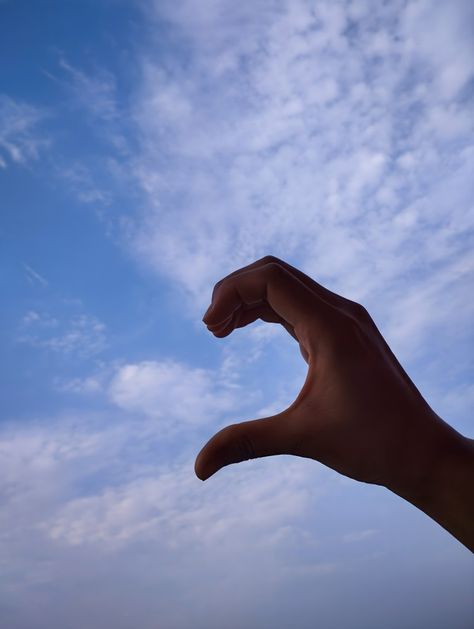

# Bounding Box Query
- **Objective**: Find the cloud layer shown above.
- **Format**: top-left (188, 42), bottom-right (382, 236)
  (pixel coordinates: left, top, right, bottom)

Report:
top-left (126, 0), bottom-right (474, 365)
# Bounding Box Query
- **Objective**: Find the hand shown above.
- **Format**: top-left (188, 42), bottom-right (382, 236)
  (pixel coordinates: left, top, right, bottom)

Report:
top-left (194, 256), bottom-right (474, 550)
top-left (195, 255), bottom-right (439, 485)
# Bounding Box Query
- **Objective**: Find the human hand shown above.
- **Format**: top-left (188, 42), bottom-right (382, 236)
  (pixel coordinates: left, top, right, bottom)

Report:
top-left (194, 256), bottom-right (474, 550)
top-left (195, 255), bottom-right (435, 484)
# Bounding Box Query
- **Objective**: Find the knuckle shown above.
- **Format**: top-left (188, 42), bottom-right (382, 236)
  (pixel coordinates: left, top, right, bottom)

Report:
top-left (212, 278), bottom-right (224, 300)
top-left (259, 254), bottom-right (281, 266)
top-left (345, 299), bottom-right (369, 320)
top-left (330, 306), bottom-right (371, 357)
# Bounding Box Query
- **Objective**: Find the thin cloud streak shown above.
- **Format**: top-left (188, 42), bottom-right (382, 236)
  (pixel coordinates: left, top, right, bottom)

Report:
top-left (23, 263), bottom-right (49, 287)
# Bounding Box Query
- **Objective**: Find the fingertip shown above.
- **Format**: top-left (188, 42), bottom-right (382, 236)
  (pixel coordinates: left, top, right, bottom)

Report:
top-left (212, 327), bottom-right (232, 338)
top-left (202, 304), bottom-right (214, 323)
top-left (195, 467), bottom-right (213, 481)
top-left (194, 454), bottom-right (211, 481)
top-left (196, 459), bottom-right (218, 481)
top-left (194, 459), bottom-right (204, 480)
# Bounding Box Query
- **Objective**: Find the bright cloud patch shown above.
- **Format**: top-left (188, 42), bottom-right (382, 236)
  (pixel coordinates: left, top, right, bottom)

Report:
top-left (108, 359), bottom-right (240, 426)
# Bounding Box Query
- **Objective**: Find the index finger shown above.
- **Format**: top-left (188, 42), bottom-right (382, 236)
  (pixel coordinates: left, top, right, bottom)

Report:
top-left (209, 255), bottom-right (345, 310)
top-left (202, 262), bottom-right (333, 334)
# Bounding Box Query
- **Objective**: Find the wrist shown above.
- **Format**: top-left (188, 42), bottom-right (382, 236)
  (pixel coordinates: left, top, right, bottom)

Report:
top-left (385, 410), bottom-right (474, 551)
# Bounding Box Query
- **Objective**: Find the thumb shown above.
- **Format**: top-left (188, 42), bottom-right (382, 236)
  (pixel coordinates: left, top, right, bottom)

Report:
top-left (194, 412), bottom-right (295, 481)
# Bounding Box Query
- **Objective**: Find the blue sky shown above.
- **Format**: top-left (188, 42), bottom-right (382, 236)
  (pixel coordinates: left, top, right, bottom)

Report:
top-left (1, 0), bottom-right (473, 627)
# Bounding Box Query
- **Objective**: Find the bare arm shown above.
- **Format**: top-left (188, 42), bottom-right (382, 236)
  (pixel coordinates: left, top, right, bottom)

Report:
top-left (195, 255), bottom-right (474, 552)
top-left (385, 416), bottom-right (474, 551)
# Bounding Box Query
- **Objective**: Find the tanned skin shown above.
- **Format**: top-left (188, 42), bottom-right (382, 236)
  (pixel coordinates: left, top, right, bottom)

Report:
top-left (195, 256), bottom-right (474, 552)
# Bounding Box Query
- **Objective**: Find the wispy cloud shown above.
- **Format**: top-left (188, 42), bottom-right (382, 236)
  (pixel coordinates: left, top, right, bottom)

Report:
top-left (58, 163), bottom-right (111, 204)
top-left (53, 375), bottom-right (103, 394)
top-left (18, 311), bottom-right (107, 358)
top-left (56, 56), bottom-right (119, 122)
top-left (342, 528), bottom-right (378, 543)
top-left (0, 388), bottom-right (333, 627)
top-left (23, 263), bottom-right (49, 287)
top-left (0, 95), bottom-right (48, 167)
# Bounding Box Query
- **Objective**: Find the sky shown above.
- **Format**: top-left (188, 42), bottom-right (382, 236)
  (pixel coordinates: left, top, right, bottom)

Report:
top-left (1, 0), bottom-right (473, 627)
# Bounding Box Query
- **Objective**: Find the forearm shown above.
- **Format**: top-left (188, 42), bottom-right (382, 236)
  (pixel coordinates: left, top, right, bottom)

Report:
top-left (385, 412), bottom-right (474, 552)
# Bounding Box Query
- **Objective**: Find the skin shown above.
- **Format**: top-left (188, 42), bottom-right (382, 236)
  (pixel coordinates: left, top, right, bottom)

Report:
top-left (194, 256), bottom-right (474, 552)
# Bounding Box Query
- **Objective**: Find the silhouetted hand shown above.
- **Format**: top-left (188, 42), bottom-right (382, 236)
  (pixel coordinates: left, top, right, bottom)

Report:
top-left (194, 256), bottom-right (474, 551)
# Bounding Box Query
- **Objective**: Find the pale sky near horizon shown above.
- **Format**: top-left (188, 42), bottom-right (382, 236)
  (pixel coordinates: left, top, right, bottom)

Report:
top-left (1, 1), bottom-right (473, 628)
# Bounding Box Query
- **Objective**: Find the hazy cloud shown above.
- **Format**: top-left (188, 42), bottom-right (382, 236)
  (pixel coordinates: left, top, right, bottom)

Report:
top-left (0, 95), bottom-right (48, 167)
top-left (18, 311), bottom-right (107, 358)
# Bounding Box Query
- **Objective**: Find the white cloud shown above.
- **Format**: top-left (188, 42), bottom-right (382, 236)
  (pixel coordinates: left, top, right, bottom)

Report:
top-left (22, 310), bottom-right (42, 324)
top-left (23, 263), bottom-right (49, 287)
top-left (57, 57), bottom-right (119, 122)
top-left (21, 310), bottom-right (58, 327)
top-left (44, 454), bottom-right (319, 550)
top-left (18, 311), bottom-right (107, 358)
top-left (108, 359), bottom-right (243, 430)
top-left (0, 404), bottom-right (336, 629)
top-left (54, 375), bottom-right (103, 394)
top-left (57, 163), bottom-right (111, 206)
top-left (219, 322), bottom-right (286, 382)
top-left (115, 0), bottom-right (474, 376)
top-left (381, 246), bottom-right (474, 359)
top-left (400, 0), bottom-right (474, 101)
top-left (342, 528), bottom-right (378, 543)
top-left (0, 95), bottom-right (48, 167)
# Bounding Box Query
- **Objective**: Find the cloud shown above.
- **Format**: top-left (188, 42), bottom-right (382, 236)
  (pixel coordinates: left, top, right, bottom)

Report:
top-left (381, 245), bottom-right (474, 359)
top-left (119, 0), bottom-right (474, 370)
top-left (107, 359), bottom-right (244, 431)
top-left (53, 375), bottom-right (103, 394)
top-left (23, 263), bottom-right (49, 287)
top-left (18, 311), bottom-right (107, 358)
top-left (56, 56), bottom-right (119, 122)
top-left (342, 528), bottom-right (378, 543)
top-left (56, 163), bottom-right (112, 206)
top-left (219, 321), bottom-right (287, 383)
top-left (44, 453), bottom-right (319, 550)
top-left (0, 393), bottom-right (334, 628)
top-left (401, 0), bottom-right (474, 101)
top-left (0, 95), bottom-right (48, 167)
